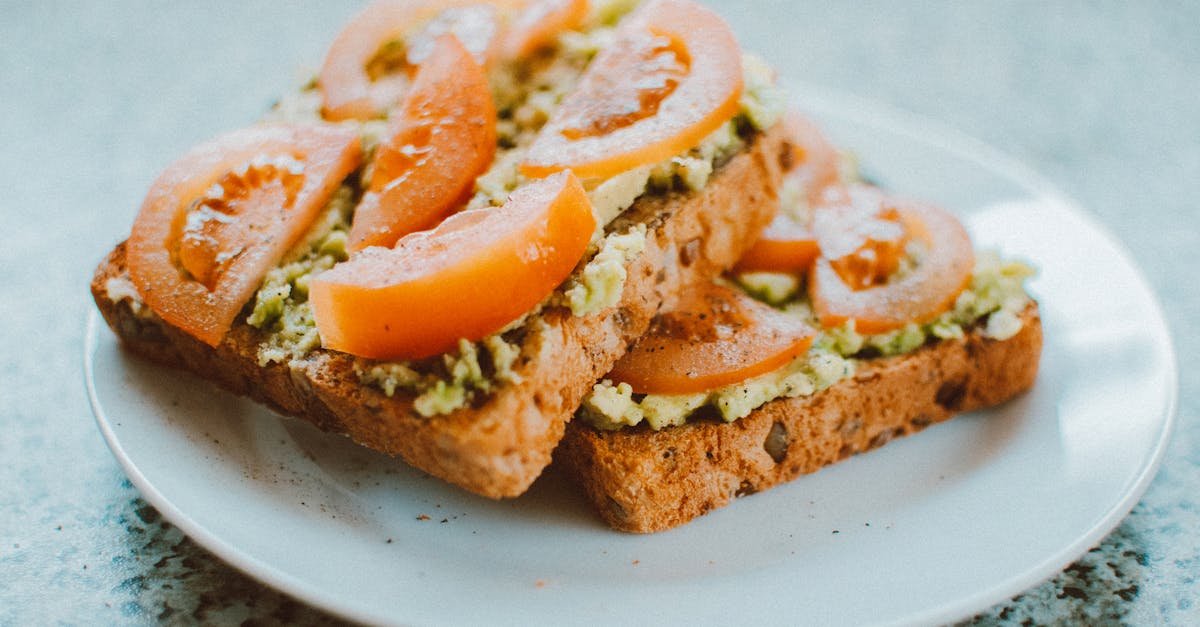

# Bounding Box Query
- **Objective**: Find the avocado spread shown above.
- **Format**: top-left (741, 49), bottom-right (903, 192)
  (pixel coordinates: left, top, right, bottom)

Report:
top-left (564, 225), bottom-right (647, 316)
top-left (580, 253), bottom-right (1035, 431)
top-left (812, 251), bottom-right (1036, 357)
top-left (251, 1), bottom-right (788, 416)
top-left (735, 272), bottom-right (800, 306)
top-left (583, 348), bottom-right (853, 430)
top-left (247, 185), bottom-right (354, 367)
top-left (357, 334), bottom-right (524, 416)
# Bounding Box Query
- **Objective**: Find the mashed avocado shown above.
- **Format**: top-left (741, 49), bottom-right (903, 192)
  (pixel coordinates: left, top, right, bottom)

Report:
top-left (813, 252), bottom-right (1036, 357)
top-left (647, 119), bottom-right (745, 192)
top-left (581, 348), bottom-right (853, 430)
top-left (469, 49), bottom-right (784, 219)
top-left (252, 2), bottom-right (791, 411)
top-left (251, 4), bottom-right (1021, 424)
top-left (739, 54), bottom-right (788, 133)
top-left (735, 272), bottom-right (799, 306)
top-left (580, 254), bottom-right (1035, 431)
top-left (563, 225), bottom-right (647, 316)
top-left (357, 334), bottom-right (524, 416)
top-left (586, 165), bottom-right (653, 225)
top-left (587, 0), bottom-right (641, 27)
top-left (247, 185), bottom-right (354, 366)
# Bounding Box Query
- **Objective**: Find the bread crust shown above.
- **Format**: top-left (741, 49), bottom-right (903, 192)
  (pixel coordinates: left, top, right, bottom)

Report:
top-left (557, 304), bottom-right (1043, 532)
top-left (90, 123), bottom-right (791, 499)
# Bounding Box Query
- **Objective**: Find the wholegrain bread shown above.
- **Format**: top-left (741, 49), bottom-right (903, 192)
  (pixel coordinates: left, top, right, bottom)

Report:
top-left (557, 303), bottom-right (1042, 532)
top-left (91, 122), bottom-right (791, 499)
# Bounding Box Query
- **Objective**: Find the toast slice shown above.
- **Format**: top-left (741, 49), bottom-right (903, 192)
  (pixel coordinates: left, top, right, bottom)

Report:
top-left (91, 122), bottom-right (790, 499)
top-left (557, 303), bottom-right (1042, 532)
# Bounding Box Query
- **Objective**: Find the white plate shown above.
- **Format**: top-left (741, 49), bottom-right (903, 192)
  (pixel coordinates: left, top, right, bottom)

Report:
top-left (86, 86), bottom-right (1178, 626)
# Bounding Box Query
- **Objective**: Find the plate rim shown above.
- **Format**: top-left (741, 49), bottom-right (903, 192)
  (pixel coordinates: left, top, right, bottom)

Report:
top-left (84, 84), bottom-right (1180, 626)
top-left (791, 79), bottom-right (1181, 624)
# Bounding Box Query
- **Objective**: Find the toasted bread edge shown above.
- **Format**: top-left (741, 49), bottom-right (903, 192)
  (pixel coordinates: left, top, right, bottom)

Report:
top-left (557, 304), bottom-right (1043, 532)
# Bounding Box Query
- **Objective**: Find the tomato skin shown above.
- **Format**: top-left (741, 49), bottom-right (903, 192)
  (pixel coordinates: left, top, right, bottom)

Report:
top-left (521, 0), bottom-right (745, 180)
top-left (608, 282), bottom-right (816, 395)
top-left (311, 171), bottom-right (596, 360)
top-left (347, 34), bottom-right (497, 251)
top-left (127, 124), bottom-right (362, 346)
top-left (809, 187), bottom-right (975, 334)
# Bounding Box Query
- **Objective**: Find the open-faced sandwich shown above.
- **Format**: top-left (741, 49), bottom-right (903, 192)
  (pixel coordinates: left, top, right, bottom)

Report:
top-left (91, 0), bottom-right (796, 498)
top-left (91, 0), bottom-right (1041, 532)
top-left (560, 112), bottom-right (1042, 532)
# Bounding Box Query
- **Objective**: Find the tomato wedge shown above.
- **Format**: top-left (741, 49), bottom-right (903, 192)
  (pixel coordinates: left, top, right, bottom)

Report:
top-left (735, 111), bottom-right (845, 274)
top-left (500, 0), bottom-right (588, 59)
top-left (608, 282), bottom-right (816, 395)
top-left (319, 0), bottom-right (514, 121)
top-left (521, 0), bottom-right (744, 180)
top-left (809, 186), bottom-right (975, 334)
top-left (347, 34), bottom-right (497, 252)
top-left (310, 171), bottom-right (596, 360)
top-left (127, 124), bottom-right (363, 346)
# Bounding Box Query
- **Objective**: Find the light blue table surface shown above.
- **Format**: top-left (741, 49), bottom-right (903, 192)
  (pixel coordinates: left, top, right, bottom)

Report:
top-left (2, 2), bottom-right (1196, 624)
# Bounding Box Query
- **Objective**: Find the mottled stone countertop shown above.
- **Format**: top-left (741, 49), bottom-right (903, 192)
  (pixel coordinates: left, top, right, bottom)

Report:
top-left (2, 2), bottom-right (1195, 624)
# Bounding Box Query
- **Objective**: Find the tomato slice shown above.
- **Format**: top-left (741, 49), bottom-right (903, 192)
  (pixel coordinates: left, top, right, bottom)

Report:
top-left (812, 190), bottom-right (910, 289)
top-left (347, 34), bottom-right (497, 252)
top-left (734, 215), bottom-right (820, 274)
top-left (735, 112), bottom-right (842, 273)
top-left (607, 282), bottom-right (816, 395)
top-left (404, 3), bottom-right (505, 66)
top-left (781, 111), bottom-right (843, 208)
top-left (809, 186), bottom-right (975, 334)
top-left (319, 0), bottom-right (514, 121)
top-left (520, 0), bottom-right (744, 180)
top-left (127, 124), bottom-right (363, 346)
top-left (310, 171), bottom-right (596, 360)
top-left (499, 0), bottom-right (588, 59)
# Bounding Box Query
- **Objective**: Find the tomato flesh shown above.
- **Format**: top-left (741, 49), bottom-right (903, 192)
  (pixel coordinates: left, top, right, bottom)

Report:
top-left (735, 215), bottom-right (820, 274)
top-left (128, 124), bottom-right (362, 346)
top-left (781, 111), bottom-right (843, 208)
top-left (311, 171), bottom-right (596, 360)
top-left (813, 192), bottom-right (910, 290)
top-left (500, 0), bottom-right (588, 59)
top-left (608, 282), bottom-right (816, 395)
top-left (404, 4), bottom-right (502, 67)
top-left (348, 34), bottom-right (497, 251)
top-left (809, 186), bottom-right (975, 333)
top-left (320, 0), bottom-right (514, 121)
top-left (175, 155), bottom-right (306, 289)
top-left (560, 30), bottom-right (689, 139)
top-left (735, 112), bottom-right (843, 274)
top-left (521, 0), bottom-right (744, 180)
